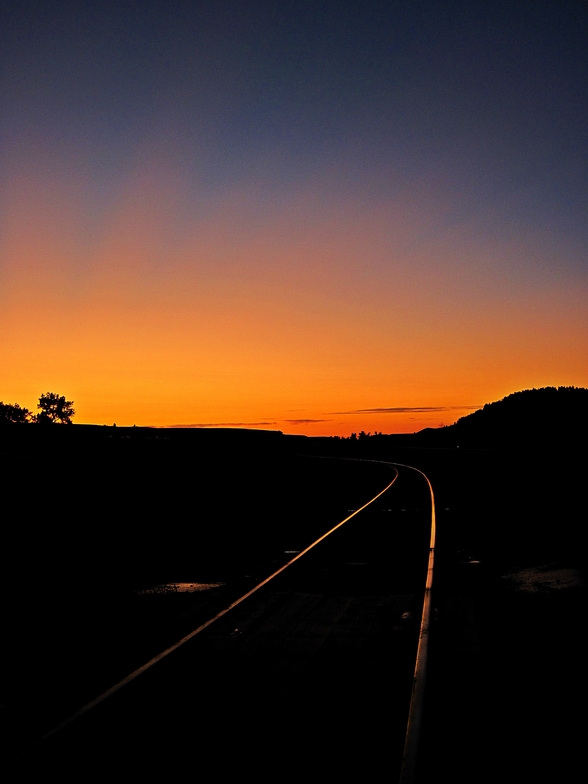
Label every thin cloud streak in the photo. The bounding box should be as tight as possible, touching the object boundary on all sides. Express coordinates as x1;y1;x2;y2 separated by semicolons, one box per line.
166;422;278;429
284;419;332;425
329;406;481;415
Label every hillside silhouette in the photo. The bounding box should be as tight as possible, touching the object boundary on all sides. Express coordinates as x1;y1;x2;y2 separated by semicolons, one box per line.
432;386;587;447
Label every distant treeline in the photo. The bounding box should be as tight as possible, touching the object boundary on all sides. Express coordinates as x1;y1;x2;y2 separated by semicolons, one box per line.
326;386;588;448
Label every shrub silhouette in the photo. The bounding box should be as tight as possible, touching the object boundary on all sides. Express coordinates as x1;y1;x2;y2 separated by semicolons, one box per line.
36;392;75;424
0;402;32;424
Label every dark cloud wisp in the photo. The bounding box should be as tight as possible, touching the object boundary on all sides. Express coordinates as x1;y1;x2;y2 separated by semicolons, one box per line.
328;406;480;415
167;422;278;428
284;419;332;425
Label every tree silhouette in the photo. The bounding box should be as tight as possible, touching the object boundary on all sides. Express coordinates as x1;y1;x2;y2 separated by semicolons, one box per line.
0;402;32;424
36;392;75;424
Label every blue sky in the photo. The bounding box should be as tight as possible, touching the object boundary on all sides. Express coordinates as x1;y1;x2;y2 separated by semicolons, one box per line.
1;1;586;431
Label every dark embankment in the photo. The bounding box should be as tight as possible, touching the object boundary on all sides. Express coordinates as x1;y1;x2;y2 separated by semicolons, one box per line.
295;386;587;782
298;386;587;562
2;424;393;755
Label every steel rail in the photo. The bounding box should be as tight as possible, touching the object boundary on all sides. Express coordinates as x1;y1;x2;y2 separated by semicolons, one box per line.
36;461;399;747
323;455;436;780
395;462;436;784
280;452;437;781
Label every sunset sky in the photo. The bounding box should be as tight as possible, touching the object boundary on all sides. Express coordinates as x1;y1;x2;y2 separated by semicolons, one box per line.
1;1;586;435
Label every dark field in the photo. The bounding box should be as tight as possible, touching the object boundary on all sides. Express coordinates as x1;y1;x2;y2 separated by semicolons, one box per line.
3;426;396;756
2;425;585;781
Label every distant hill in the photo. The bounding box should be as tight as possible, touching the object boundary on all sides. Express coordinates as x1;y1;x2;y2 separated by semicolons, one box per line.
434;386;588;447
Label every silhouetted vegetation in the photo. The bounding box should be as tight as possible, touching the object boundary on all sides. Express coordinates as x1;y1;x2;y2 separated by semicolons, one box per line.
0;401;32;424
0;392;75;425
35;392;75;424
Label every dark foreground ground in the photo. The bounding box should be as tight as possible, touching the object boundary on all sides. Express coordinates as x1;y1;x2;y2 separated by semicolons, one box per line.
1;425;585;781
386;442;586;782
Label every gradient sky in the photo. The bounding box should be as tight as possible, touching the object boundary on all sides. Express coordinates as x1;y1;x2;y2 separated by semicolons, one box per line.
1;0;587;434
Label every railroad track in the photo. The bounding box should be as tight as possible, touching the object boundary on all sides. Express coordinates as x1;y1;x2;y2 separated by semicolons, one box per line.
17;459;435;782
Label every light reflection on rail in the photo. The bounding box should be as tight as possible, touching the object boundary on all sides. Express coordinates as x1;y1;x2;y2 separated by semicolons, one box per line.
38;460;400;746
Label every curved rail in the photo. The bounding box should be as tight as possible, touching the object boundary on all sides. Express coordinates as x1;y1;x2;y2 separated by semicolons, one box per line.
283;453;437;782
394;462;436;784
38;462;399;746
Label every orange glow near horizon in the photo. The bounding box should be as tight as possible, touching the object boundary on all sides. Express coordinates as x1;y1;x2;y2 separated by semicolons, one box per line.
1;165;587;436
